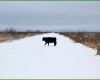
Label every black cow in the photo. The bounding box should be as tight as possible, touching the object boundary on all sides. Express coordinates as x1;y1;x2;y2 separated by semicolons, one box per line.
42;37;57;46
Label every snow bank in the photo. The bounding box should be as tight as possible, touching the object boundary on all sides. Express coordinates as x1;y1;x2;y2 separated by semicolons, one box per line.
0;33;99;76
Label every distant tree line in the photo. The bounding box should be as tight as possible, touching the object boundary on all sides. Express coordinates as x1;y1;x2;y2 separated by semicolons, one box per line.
0;28;43;33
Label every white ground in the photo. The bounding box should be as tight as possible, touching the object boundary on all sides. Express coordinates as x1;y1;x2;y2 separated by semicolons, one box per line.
0;33;100;77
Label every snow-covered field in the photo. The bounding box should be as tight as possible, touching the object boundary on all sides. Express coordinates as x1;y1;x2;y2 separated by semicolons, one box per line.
0;33;100;78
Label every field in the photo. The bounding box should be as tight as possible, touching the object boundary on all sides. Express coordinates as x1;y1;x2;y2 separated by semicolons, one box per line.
0;32;100;55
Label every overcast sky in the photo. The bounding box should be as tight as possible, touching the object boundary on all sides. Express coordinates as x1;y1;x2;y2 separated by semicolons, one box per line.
0;1;100;31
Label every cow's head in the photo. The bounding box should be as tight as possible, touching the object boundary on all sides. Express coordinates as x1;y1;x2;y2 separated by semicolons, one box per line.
42;37;46;41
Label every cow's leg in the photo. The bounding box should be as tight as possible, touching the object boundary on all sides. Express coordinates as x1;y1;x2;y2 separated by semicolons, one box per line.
44;42;47;46
54;41;57;46
47;42;49;46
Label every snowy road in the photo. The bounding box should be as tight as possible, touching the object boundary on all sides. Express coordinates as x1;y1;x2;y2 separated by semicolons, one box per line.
0;33;100;77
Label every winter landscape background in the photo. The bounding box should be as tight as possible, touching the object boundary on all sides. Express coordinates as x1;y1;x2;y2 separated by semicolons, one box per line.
0;1;100;79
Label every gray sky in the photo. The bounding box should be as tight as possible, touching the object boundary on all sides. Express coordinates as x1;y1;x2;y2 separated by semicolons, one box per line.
0;1;100;31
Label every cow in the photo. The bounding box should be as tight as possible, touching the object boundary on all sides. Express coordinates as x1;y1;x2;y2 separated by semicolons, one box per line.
42;37;57;46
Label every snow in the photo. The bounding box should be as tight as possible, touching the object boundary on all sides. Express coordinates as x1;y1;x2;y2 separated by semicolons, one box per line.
0;33;100;77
